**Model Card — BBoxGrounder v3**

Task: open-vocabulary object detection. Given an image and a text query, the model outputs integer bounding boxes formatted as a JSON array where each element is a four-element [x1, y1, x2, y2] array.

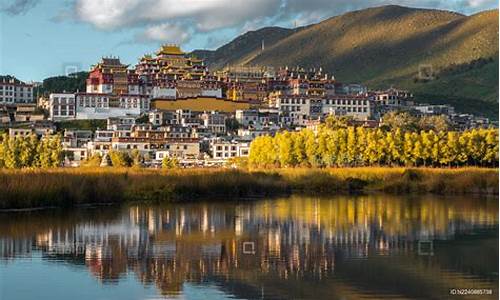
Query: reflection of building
[[1, 196, 497, 297]]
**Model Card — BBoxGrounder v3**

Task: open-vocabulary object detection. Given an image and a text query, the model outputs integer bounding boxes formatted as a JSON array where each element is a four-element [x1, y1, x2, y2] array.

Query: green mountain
[[36, 72, 88, 97], [193, 5, 499, 118]]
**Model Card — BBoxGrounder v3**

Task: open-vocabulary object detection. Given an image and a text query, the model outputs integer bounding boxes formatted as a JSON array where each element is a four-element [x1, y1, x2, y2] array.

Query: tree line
[[0, 134, 63, 168], [84, 150, 179, 168], [249, 127, 499, 168], [0, 132, 181, 169]]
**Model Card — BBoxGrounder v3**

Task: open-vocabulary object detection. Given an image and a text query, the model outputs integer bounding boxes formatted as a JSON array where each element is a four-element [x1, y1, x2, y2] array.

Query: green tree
[[130, 149, 144, 167], [82, 153, 102, 167], [276, 132, 295, 167], [18, 134, 38, 167], [108, 150, 132, 167], [303, 129, 319, 167], [162, 156, 179, 169], [483, 129, 499, 166], [4, 136, 21, 169], [346, 127, 357, 166]]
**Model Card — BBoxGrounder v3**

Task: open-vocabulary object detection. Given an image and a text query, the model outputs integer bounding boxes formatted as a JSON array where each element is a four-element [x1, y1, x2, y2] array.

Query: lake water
[[0, 195, 498, 300]]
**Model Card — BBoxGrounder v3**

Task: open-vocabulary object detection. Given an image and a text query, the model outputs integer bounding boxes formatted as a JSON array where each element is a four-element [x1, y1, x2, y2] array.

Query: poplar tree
[[303, 129, 319, 167], [346, 127, 357, 166]]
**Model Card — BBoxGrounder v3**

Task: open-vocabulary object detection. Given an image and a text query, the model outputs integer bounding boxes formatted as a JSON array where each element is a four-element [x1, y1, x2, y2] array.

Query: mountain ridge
[[191, 5, 499, 118]]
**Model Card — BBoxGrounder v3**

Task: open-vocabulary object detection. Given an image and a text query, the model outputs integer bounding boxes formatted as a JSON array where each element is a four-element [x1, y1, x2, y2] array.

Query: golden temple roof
[[157, 44, 185, 56]]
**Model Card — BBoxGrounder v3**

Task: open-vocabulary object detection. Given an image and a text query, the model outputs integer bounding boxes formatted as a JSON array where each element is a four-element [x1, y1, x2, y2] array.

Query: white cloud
[[74, 0, 281, 31], [138, 22, 191, 44], [64, 0, 498, 48]]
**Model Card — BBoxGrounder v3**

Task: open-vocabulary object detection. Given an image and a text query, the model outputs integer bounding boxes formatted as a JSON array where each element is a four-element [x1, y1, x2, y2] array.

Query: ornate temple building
[[267, 66, 336, 97], [78, 57, 149, 119], [86, 57, 130, 95], [135, 45, 221, 99], [217, 66, 273, 103], [50, 43, 376, 121], [136, 45, 208, 82]]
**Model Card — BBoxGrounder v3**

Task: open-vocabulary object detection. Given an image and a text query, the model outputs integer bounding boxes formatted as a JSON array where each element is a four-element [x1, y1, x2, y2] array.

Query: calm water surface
[[0, 195, 498, 300]]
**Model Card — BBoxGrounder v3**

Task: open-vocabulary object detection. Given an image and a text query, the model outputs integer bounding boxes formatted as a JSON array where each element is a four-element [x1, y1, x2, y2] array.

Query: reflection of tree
[[0, 195, 497, 298]]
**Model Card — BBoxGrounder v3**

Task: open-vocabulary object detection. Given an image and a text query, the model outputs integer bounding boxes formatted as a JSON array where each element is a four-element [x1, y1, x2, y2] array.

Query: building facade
[[49, 93, 76, 120], [0, 75, 34, 104]]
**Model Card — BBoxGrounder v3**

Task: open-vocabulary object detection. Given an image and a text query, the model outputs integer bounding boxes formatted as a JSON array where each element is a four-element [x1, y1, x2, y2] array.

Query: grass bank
[[0, 167, 497, 209]]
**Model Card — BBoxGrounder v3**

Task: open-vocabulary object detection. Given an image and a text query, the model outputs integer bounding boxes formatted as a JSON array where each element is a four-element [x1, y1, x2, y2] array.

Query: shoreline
[[0, 191, 499, 216], [0, 167, 498, 210]]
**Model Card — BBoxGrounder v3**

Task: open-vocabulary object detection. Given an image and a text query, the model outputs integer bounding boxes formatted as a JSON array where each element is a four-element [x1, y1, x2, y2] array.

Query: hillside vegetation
[[191, 27, 297, 69], [36, 71, 88, 97], [195, 5, 499, 118]]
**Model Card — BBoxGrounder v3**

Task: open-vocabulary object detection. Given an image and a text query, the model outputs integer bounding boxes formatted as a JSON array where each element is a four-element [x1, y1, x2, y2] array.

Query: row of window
[[53, 110, 75, 116], [0, 91, 32, 97], [214, 150, 249, 157], [281, 98, 369, 106], [52, 97, 74, 104], [118, 144, 192, 150], [324, 99, 368, 105], [78, 97, 109, 103], [0, 86, 32, 91], [281, 105, 368, 113], [79, 102, 109, 108], [216, 145, 238, 151]]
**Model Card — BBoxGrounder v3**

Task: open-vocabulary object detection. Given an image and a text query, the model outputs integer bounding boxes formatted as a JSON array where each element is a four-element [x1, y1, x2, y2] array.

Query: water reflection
[[0, 195, 498, 299]]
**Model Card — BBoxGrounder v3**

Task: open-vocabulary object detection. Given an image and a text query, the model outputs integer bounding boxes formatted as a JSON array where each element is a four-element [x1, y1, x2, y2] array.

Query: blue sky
[[0, 0, 498, 82]]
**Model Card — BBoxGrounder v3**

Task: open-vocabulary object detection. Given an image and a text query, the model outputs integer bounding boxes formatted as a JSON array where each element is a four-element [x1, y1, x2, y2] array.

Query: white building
[[322, 96, 373, 120], [0, 75, 34, 104], [235, 109, 279, 129], [275, 96, 322, 126], [412, 104, 455, 116], [8, 128, 34, 137], [63, 147, 88, 167], [237, 128, 277, 141], [210, 140, 250, 160], [200, 88, 222, 98], [149, 110, 177, 126], [49, 93, 76, 120], [201, 111, 226, 135], [75, 93, 148, 119], [94, 130, 114, 142], [112, 137, 200, 159], [275, 95, 373, 126], [107, 116, 136, 131], [152, 87, 176, 99]]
